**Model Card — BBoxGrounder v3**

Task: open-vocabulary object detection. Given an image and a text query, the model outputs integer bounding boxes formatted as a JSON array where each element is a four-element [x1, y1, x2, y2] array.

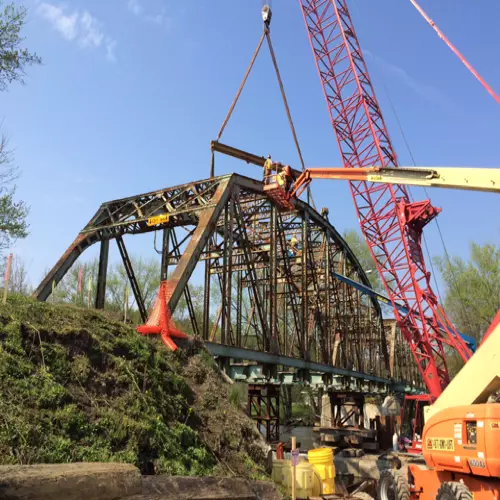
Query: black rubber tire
[[378, 469, 410, 500], [436, 482, 473, 500]]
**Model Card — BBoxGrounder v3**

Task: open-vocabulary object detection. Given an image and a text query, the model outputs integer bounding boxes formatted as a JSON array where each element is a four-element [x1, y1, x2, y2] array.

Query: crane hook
[[262, 5, 272, 26]]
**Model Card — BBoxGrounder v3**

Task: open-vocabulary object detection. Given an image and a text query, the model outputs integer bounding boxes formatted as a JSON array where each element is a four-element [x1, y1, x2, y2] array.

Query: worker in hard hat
[[263, 155, 273, 185], [288, 233, 299, 257], [276, 165, 293, 192]]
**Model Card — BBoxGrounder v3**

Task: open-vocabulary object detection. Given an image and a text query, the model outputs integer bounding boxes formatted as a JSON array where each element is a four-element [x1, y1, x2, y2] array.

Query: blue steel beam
[[204, 342, 414, 393], [331, 272, 477, 352]]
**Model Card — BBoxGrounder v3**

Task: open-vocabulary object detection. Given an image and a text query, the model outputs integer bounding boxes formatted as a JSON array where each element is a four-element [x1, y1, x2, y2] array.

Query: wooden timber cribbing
[[0, 463, 142, 500], [129, 476, 282, 500], [0, 464, 282, 500]]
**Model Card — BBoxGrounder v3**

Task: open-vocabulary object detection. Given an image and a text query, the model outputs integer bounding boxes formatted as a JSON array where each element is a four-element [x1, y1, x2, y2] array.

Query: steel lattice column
[[298, 0, 471, 398]]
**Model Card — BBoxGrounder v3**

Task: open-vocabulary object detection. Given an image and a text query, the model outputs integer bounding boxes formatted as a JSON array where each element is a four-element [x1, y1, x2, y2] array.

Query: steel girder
[[34, 173, 420, 386], [33, 175, 234, 301]]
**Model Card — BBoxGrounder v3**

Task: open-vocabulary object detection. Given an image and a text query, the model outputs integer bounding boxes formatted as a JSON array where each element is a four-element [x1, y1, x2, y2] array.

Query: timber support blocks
[[247, 383, 280, 443]]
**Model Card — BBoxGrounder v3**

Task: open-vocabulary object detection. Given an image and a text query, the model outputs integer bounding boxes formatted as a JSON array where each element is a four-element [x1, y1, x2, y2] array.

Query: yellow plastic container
[[295, 461, 322, 498], [280, 460, 322, 499], [308, 447, 335, 494], [281, 459, 292, 488], [271, 459, 285, 485]]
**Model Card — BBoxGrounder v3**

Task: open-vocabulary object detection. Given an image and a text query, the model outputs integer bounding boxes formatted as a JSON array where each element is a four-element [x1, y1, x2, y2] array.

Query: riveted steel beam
[[33, 172, 422, 389]]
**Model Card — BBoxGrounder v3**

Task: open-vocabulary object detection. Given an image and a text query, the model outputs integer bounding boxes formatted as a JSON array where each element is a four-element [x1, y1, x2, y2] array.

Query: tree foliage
[[51, 259, 99, 307], [343, 229, 382, 291], [106, 257, 161, 314], [8, 254, 30, 294], [0, 2, 40, 255], [50, 256, 210, 333], [52, 256, 162, 321], [435, 242, 500, 343], [0, 137, 29, 253], [0, 2, 41, 90]]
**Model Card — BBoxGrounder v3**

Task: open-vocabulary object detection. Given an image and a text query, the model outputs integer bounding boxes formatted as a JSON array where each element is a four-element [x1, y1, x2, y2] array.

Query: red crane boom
[[297, 0, 472, 399]]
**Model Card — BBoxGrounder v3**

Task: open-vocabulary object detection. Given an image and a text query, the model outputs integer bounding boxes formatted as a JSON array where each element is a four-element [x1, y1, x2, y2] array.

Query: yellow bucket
[[308, 447, 335, 494]]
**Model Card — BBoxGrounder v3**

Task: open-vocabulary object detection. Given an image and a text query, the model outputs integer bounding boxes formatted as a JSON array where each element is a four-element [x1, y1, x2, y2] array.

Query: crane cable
[[213, 13, 315, 208], [211, 31, 266, 177], [265, 30, 305, 173], [405, 0, 498, 336], [408, 0, 500, 106], [216, 32, 266, 142], [265, 28, 314, 207], [381, 81, 477, 336], [381, 82, 442, 300]]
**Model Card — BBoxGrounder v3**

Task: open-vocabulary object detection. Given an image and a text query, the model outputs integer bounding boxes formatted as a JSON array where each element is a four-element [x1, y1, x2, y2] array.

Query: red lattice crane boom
[[297, 0, 472, 399]]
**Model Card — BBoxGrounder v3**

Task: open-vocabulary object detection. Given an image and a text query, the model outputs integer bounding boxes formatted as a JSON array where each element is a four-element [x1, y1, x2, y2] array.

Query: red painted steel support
[[298, 0, 472, 399], [137, 280, 189, 351]]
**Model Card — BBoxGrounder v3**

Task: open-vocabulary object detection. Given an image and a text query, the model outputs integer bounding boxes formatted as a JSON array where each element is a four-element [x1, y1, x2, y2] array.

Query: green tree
[[9, 254, 30, 294], [0, 2, 41, 255], [343, 229, 382, 291], [0, 2, 41, 89], [53, 256, 162, 318], [52, 258, 99, 306], [435, 242, 500, 343], [106, 256, 161, 314], [0, 137, 29, 254]]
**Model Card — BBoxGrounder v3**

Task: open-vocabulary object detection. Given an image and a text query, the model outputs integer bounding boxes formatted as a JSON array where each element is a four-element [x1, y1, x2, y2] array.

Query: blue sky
[[3, 0, 500, 295]]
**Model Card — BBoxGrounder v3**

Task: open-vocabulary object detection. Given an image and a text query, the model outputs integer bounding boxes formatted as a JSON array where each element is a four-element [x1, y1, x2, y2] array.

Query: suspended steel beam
[[211, 140, 302, 177]]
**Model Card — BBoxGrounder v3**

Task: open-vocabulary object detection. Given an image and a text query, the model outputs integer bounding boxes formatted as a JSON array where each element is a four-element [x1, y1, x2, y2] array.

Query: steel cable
[[216, 31, 266, 141]]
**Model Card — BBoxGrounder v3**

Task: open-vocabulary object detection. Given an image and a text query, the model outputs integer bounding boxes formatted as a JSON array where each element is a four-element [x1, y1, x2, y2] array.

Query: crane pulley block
[[398, 199, 441, 233]]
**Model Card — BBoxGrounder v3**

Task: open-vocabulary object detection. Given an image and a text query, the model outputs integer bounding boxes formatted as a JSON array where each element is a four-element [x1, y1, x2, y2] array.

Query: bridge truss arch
[[35, 173, 421, 386]]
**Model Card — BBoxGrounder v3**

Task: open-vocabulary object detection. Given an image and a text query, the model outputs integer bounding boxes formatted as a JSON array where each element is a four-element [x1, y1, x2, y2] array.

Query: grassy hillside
[[0, 295, 266, 477]]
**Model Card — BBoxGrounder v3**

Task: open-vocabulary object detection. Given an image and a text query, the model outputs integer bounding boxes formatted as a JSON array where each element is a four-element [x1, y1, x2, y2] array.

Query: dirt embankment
[[0, 295, 267, 478]]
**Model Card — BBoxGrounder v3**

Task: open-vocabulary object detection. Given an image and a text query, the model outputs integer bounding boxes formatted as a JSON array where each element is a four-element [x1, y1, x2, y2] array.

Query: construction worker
[[263, 155, 273, 185], [288, 233, 299, 257], [275, 165, 293, 194], [282, 165, 293, 192], [276, 165, 285, 187]]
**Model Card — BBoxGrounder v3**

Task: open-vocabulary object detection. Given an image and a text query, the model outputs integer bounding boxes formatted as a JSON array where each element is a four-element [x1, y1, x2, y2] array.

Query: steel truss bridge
[[35, 173, 423, 440]]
